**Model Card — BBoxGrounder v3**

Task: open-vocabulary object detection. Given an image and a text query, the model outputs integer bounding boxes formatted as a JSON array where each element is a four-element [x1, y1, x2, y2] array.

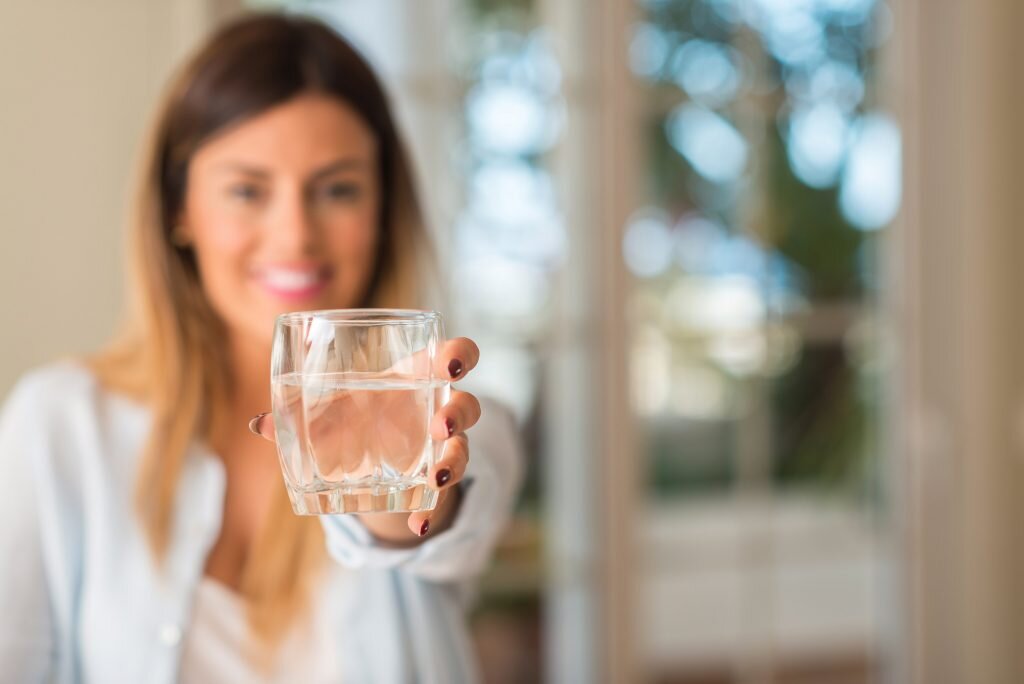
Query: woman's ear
[[170, 223, 191, 247], [170, 210, 192, 247]]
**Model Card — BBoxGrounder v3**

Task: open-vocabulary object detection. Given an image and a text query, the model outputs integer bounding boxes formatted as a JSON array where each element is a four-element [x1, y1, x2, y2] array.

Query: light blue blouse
[[0, 363, 522, 683]]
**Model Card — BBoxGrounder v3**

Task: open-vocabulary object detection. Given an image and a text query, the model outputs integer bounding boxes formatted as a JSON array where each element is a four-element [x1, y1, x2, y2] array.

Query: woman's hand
[[248, 337, 481, 544]]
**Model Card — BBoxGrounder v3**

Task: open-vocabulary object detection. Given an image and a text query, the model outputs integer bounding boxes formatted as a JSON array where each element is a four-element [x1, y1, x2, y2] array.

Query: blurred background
[[1, 0, 1022, 682]]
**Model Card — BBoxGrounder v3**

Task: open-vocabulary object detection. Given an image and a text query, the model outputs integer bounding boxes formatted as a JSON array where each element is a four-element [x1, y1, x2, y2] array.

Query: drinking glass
[[270, 309, 450, 515]]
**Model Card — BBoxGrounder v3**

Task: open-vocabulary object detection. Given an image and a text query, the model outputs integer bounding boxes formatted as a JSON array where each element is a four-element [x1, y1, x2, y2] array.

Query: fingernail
[[419, 519, 430, 537], [436, 468, 452, 488], [444, 418, 455, 437], [448, 359, 463, 379], [248, 412, 268, 436]]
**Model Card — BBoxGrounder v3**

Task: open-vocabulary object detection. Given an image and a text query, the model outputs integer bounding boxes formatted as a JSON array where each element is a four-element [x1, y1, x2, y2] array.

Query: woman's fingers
[[250, 388, 482, 448], [248, 412, 276, 442], [435, 337, 480, 382], [406, 493, 445, 537], [406, 433, 470, 536], [254, 388, 482, 447], [430, 433, 470, 490], [431, 390, 482, 440], [256, 339, 479, 440]]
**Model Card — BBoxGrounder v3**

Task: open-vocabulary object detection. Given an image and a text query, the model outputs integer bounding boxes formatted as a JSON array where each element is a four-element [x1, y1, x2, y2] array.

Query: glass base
[[286, 479, 439, 515]]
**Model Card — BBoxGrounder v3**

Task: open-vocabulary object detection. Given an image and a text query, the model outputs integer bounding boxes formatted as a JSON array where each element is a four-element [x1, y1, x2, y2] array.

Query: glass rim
[[275, 308, 441, 327]]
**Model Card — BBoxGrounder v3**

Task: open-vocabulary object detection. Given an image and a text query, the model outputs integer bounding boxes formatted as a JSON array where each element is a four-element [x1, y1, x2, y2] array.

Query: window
[[251, 1, 897, 680], [629, 1, 895, 680]]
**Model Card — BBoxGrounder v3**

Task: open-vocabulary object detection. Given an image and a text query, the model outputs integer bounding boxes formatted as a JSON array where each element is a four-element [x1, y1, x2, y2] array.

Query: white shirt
[[0, 362, 523, 683], [179, 577, 341, 683]]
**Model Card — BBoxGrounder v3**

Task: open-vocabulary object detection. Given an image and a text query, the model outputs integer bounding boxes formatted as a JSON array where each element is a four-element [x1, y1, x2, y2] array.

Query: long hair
[[89, 12, 435, 652]]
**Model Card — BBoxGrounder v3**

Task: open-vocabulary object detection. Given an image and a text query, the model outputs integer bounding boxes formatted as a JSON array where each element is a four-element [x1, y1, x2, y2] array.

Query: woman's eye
[[228, 184, 264, 202], [320, 182, 360, 201]]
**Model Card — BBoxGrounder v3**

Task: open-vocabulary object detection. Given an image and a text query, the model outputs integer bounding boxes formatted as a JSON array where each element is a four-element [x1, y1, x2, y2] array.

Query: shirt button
[[159, 623, 182, 647]]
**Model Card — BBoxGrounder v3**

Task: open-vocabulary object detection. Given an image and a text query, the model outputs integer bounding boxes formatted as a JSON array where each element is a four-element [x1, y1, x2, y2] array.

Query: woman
[[0, 13, 521, 683]]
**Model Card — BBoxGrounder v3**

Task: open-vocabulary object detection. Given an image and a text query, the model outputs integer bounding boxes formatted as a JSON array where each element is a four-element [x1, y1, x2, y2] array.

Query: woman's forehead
[[192, 93, 378, 175]]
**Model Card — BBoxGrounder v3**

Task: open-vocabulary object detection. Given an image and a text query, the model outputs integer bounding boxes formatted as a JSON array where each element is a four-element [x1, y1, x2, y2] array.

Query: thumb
[[248, 412, 277, 442]]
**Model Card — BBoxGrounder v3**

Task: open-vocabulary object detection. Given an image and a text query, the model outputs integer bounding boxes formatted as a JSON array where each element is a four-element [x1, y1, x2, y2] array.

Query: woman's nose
[[270, 190, 318, 254]]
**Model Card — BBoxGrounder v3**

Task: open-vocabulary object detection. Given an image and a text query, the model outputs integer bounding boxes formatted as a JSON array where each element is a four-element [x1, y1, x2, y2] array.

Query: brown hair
[[90, 13, 434, 653]]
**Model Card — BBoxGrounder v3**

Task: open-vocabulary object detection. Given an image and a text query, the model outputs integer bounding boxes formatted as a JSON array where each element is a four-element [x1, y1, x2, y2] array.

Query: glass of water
[[270, 309, 450, 515]]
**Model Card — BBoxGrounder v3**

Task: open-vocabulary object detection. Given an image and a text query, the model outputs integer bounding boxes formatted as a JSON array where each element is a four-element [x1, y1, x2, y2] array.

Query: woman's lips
[[255, 265, 332, 301]]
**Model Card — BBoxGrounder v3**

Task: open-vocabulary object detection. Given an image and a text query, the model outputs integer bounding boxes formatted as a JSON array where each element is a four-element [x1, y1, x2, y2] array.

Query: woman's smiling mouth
[[255, 263, 333, 301]]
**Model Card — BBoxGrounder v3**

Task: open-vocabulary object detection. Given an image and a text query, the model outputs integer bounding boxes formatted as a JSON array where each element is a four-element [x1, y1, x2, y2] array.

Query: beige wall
[[0, 0, 238, 396]]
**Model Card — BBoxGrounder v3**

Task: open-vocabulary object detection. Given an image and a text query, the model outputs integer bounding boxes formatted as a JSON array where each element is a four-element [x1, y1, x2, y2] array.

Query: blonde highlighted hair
[[90, 13, 435, 649]]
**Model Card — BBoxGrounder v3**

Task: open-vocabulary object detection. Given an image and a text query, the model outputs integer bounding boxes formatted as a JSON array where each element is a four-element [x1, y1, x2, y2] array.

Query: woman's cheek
[[194, 219, 260, 304], [323, 215, 377, 304], [327, 204, 375, 256], [203, 208, 259, 251]]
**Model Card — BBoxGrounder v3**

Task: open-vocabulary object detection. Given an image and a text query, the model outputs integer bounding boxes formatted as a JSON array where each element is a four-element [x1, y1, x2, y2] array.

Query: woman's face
[[180, 92, 380, 345]]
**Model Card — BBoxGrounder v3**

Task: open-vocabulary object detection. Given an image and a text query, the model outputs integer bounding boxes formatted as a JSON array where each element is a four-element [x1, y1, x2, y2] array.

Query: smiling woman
[[181, 94, 381, 332], [0, 12, 522, 684]]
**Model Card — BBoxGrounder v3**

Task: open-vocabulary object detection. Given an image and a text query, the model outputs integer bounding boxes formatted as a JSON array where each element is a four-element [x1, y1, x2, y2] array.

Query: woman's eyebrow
[[213, 158, 370, 181], [214, 162, 270, 178], [308, 158, 370, 182]]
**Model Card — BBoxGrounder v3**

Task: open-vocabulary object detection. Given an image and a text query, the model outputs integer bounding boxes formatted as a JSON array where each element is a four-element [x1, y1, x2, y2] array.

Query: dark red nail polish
[[448, 359, 463, 379], [436, 468, 452, 488], [419, 519, 430, 536], [444, 418, 455, 437]]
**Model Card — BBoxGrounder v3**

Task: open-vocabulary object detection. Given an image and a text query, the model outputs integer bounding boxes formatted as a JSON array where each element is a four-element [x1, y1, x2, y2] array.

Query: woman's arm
[[354, 479, 464, 547], [349, 381, 482, 544], [249, 338, 525, 582], [251, 337, 485, 543], [318, 396, 524, 583]]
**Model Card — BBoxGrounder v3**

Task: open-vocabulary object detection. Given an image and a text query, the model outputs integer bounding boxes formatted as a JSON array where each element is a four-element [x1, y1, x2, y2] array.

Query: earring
[[170, 225, 191, 248]]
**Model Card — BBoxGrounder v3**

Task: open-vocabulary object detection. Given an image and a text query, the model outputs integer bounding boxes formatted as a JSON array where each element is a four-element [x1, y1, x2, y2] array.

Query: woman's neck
[[227, 334, 273, 417], [206, 333, 273, 457]]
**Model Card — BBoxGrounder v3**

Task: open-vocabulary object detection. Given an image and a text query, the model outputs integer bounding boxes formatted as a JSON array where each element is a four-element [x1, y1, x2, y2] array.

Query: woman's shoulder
[[2, 360, 109, 420], [1, 360, 151, 504], [7, 358, 99, 393], [1, 359, 149, 461]]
